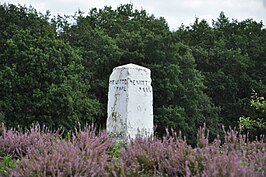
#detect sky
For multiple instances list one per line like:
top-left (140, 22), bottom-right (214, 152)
top-left (1, 0), bottom-right (266, 30)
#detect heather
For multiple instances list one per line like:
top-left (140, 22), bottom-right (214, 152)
top-left (0, 124), bottom-right (265, 177)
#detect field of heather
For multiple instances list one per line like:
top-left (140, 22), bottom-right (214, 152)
top-left (0, 124), bottom-right (265, 177)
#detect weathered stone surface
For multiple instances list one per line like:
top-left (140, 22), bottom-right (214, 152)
top-left (107, 63), bottom-right (153, 141)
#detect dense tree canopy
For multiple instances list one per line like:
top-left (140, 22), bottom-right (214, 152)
top-left (0, 3), bottom-right (265, 143)
top-left (0, 4), bottom-right (100, 130)
top-left (177, 12), bottom-right (266, 130)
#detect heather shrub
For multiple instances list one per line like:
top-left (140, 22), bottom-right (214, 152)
top-left (11, 140), bottom-right (109, 176)
top-left (8, 125), bottom-right (111, 177)
top-left (72, 125), bottom-right (111, 156)
top-left (185, 126), bottom-right (266, 177)
top-left (0, 123), bottom-right (265, 176)
top-left (0, 124), bottom-right (61, 158)
top-left (109, 126), bottom-right (265, 177)
top-left (110, 131), bottom-right (192, 176)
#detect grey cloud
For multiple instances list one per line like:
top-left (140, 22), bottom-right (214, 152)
top-left (1, 0), bottom-right (266, 29)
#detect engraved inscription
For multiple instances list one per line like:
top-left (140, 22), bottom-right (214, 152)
top-left (110, 79), bottom-right (151, 92)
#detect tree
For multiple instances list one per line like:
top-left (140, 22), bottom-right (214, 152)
top-left (177, 12), bottom-right (266, 129)
top-left (0, 4), bottom-right (100, 130)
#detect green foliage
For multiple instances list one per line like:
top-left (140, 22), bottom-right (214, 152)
top-left (0, 4), bottom-right (101, 131)
top-left (239, 116), bottom-right (265, 131)
top-left (0, 154), bottom-right (19, 176)
top-left (251, 91), bottom-right (266, 112)
top-left (239, 91), bottom-right (266, 136)
top-left (108, 141), bottom-right (125, 159)
top-left (177, 12), bottom-right (266, 130)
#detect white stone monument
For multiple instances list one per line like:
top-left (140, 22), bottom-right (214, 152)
top-left (107, 63), bottom-right (153, 141)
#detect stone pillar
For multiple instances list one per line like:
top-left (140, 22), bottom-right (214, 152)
top-left (107, 63), bottom-right (153, 141)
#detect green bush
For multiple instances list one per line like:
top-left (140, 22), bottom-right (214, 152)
top-left (0, 154), bottom-right (19, 176)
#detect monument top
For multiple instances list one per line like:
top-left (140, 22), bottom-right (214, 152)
top-left (114, 63), bottom-right (150, 71)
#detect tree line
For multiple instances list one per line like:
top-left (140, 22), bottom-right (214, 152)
top-left (0, 3), bottom-right (265, 144)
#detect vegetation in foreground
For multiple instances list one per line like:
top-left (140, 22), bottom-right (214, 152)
top-left (0, 124), bottom-right (265, 177)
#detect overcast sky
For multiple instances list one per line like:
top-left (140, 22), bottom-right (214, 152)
top-left (2, 0), bottom-right (266, 30)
